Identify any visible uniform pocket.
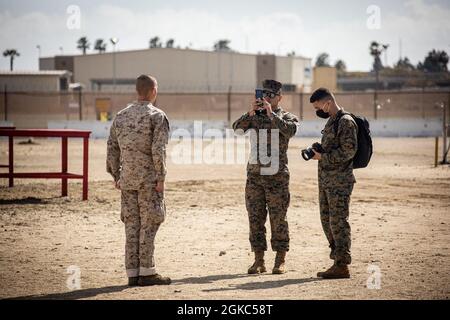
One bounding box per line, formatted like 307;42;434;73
138;187;166;225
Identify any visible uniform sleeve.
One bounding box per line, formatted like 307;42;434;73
321;117;358;166
232;113;253;133
271;112;299;138
106;118;121;182
152;112;170;182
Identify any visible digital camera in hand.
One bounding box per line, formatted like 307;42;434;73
301;143;324;161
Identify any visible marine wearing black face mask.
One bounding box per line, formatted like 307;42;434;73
316;100;331;119
316;109;330;119
309;87;358;280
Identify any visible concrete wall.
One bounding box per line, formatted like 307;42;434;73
47;118;444;139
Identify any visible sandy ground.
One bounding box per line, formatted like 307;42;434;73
0;136;449;300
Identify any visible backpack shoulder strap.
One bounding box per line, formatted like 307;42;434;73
333;111;351;134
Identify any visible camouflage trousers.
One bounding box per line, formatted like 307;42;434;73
245;171;290;252
319;184;353;266
121;187;166;277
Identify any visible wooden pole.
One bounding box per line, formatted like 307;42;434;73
78;88;83;121
435;137;439;167
299;92;304;121
227;86;232;126
443;97;448;164
4;85;7;121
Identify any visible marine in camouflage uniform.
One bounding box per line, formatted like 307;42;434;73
233;80;299;274
107;75;171;286
310;88;357;279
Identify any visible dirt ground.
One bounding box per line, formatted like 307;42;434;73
0;136;449;300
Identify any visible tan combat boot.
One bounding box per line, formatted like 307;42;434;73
138;274;172;286
272;251;287;274
317;264;350;279
248;251;267;274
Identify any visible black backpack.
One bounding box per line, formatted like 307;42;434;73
334;111;373;169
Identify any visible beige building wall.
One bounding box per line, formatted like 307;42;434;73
313;66;337;92
74;48;257;93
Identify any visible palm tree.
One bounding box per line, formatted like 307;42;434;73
94;39;107;54
166;39;175;48
213;40;231;52
334;59;347;73
149;37;162;48
3;49;20;71
369;41;389;119
370;41;389;72
315;53;330;67
77;37;90;55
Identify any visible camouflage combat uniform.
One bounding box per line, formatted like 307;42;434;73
233;107;299;252
318;109;357;266
107;101;170;278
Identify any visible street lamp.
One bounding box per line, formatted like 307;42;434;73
110;38;119;92
36;45;41;58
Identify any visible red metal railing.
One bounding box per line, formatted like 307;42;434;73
0;129;91;200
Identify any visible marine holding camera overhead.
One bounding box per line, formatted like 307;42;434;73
309;88;358;279
232;79;299;275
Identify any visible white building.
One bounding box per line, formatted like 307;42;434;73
40;48;312;93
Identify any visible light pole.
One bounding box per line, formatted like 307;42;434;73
36;45;41;58
110;38;119;92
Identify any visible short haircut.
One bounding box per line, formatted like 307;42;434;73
136;75;157;96
310;88;334;103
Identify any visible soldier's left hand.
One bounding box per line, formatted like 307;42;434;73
114;180;121;190
312;149;322;160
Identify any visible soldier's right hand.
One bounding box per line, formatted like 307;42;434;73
114;180;121;190
249;99;261;116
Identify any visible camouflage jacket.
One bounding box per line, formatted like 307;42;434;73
232;106;299;175
318;109;358;188
107;101;170;190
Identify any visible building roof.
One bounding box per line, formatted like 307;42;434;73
42;47;311;61
0;70;72;77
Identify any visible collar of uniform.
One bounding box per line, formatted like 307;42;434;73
326;108;345;127
134;100;153;106
272;106;283;113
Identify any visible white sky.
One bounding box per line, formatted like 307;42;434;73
0;0;449;71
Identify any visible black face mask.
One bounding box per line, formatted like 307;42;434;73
316;109;330;119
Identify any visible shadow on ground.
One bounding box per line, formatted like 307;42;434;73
6;285;130;300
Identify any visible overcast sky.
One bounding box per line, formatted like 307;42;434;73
0;0;449;71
